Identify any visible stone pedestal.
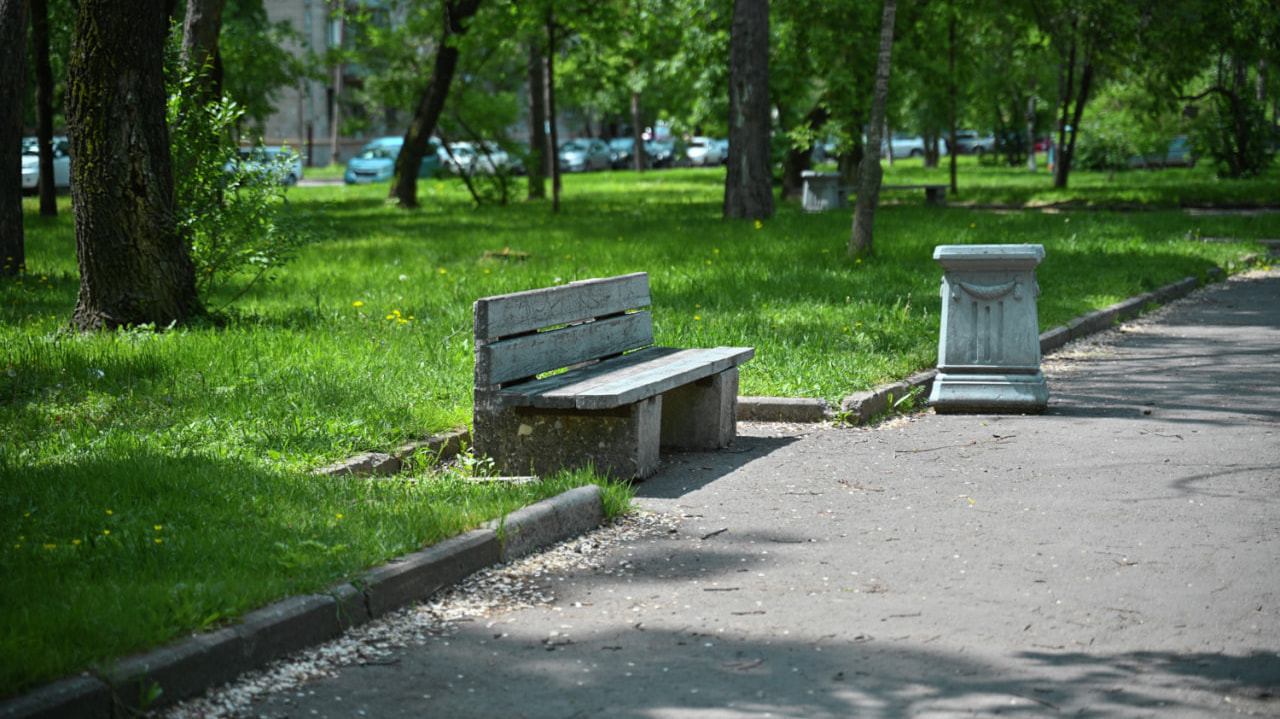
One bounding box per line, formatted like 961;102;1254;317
929;244;1049;413
801;171;846;212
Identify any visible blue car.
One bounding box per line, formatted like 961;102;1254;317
344;136;446;184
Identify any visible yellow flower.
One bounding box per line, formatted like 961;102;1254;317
336;513;343;519
694;316;702;321
855;259;862;264
155;539;163;544
103;530;110;535
106;510;113;515
154;525;162;531
353;301;364;307
73;539;81;545
754;220;763;229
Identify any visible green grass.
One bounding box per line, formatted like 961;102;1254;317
1;161;1274;699
873;152;1280;207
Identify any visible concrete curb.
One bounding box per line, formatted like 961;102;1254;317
0;488;606;719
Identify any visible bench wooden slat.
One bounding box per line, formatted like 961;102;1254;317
477;311;654;387
492;346;755;410
474;272;652;340
487;346;678;406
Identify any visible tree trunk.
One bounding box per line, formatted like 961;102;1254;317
1025;91;1037;172
947;12;957;196
526;39;547;200
390;0;484;209
849;0;896;256
181;0;225;99
67;0;203;330
545;9;561;210
723;0;773;220
630;90;645;171
0;0;28;278
328;0;344;167
32;0;57;217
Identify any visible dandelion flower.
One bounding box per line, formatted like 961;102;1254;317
353;301;364;307
754;221;763;229
154;526;162;531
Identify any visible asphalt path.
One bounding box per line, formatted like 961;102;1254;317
247;268;1280;718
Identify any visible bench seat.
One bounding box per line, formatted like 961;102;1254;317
491;346;755;410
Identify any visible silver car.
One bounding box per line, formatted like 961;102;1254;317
21;136;71;194
558;138;611;172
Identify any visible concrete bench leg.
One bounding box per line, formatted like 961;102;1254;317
925;187;947;206
659;368;739;450
473;396;662;480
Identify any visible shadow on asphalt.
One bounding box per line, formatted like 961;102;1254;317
633;434;800;500
304;620;1280;717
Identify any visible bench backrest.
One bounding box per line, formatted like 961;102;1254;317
474;273;655;389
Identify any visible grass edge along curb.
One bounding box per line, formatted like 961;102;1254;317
0;486;605;719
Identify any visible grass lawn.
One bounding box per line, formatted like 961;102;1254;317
1;158;1275;699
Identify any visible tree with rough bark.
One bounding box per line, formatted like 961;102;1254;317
849;0;896;256
0;0;27;278
723;0;773;220
390;0;485;209
67;0;203;330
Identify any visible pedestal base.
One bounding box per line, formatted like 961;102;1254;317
928;371;1048;414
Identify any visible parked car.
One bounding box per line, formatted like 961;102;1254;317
1129;136;1197;169
608;137;649;169
21;136;71;194
344;136;445;184
686;136;724;167
558;138;611;172
646;139;690;168
713;138;729;164
223;145;304;185
881;134;949;159
443;141;512;175
953;130;996;155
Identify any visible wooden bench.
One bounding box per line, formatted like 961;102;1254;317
802;171;947;211
472;273;754;480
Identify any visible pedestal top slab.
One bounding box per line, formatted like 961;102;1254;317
933;244;1045;271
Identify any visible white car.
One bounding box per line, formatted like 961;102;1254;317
444;141;511;175
881;134;949;159
686;136;723;167
21;136;71;194
223;145;304;185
